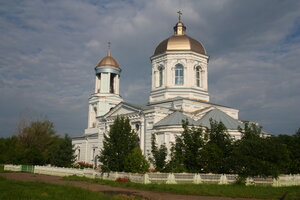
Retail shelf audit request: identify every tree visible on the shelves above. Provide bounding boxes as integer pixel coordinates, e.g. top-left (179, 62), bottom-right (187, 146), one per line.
top-left (48, 135), bottom-right (75, 167)
top-left (149, 133), bottom-right (167, 172)
top-left (99, 116), bottom-right (148, 172)
top-left (124, 147), bottom-right (149, 173)
top-left (201, 119), bottom-right (233, 173)
top-left (0, 119), bottom-right (75, 167)
top-left (233, 122), bottom-right (289, 178)
top-left (16, 120), bottom-right (56, 165)
top-left (0, 137), bottom-right (19, 164)
top-left (167, 120), bottom-right (205, 173)
top-left (274, 129), bottom-right (300, 174)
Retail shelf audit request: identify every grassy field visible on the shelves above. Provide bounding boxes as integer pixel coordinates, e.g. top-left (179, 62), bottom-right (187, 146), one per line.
top-left (0, 176), bottom-right (134, 200)
top-left (64, 175), bottom-right (300, 200)
top-left (0, 164), bottom-right (4, 172)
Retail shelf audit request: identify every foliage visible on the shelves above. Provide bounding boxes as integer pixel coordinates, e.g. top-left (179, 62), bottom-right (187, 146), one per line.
top-left (273, 129), bottom-right (300, 174)
top-left (167, 120), bottom-right (204, 172)
top-left (124, 147), bottom-right (149, 173)
top-left (64, 175), bottom-right (300, 200)
top-left (116, 177), bottom-right (130, 182)
top-left (99, 116), bottom-right (148, 172)
top-left (48, 135), bottom-right (75, 167)
top-left (166, 119), bottom-right (230, 173)
top-left (149, 134), bottom-right (168, 172)
top-left (72, 161), bottom-right (94, 169)
top-left (0, 137), bottom-right (19, 164)
top-left (0, 176), bottom-right (123, 200)
top-left (201, 119), bottom-right (233, 173)
top-left (0, 120), bottom-right (74, 167)
top-left (233, 123), bottom-right (290, 178)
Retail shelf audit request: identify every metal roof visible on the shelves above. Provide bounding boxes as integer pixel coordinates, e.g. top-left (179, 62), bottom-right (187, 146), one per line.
top-left (154, 110), bottom-right (198, 127)
top-left (198, 109), bottom-right (243, 130)
top-left (123, 102), bottom-right (153, 111)
top-left (147, 96), bottom-right (233, 109)
top-left (72, 133), bottom-right (98, 140)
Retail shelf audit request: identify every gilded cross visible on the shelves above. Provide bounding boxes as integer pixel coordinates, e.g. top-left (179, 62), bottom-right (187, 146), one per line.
top-left (177, 10), bottom-right (182, 21)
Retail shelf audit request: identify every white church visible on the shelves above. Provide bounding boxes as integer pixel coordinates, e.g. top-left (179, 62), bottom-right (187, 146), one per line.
top-left (72, 16), bottom-right (246, 164)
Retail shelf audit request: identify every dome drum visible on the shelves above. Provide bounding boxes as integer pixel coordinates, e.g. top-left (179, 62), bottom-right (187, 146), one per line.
top-left (96, 67), bottom-right (120, 75)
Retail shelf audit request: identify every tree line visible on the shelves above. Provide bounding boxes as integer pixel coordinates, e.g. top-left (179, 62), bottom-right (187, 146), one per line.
top-left (0, 120), bottom-right (74, 167)
top-left (150, 120), bottom-right (300, 179)
top-left (1, 115), bottom-right (299, 180)
top-left (99, 116), bottom-right (300, 179)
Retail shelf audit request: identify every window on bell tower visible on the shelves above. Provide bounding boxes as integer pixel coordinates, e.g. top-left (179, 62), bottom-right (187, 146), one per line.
top-left (196, 66), bottom-right (201, 87)
top-left (158, 66), bottom-right (163, 87)
top-left (175, 64), bottom-right (184, 85)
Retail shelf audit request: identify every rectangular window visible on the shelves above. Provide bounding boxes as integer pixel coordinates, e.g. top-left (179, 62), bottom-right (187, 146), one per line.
top-left (159, 69), bottom-right (163, 87)
top-left (175, 66), bottom-right (184, 85)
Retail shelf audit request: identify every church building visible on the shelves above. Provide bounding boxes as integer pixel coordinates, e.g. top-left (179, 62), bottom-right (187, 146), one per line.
top-left (72, 16), bottom-right (245, 164)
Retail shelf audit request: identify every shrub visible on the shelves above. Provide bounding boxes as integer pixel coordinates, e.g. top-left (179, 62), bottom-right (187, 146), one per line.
top-left (72, 162), bottom-right (93, 169)
top-left (116, 177), bottom-right (130, 182)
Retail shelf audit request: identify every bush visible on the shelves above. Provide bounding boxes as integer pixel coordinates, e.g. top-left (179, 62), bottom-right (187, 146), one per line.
top-left (72, 162), bottom-right (93, 169)
top-left (115, 177), bottom-right (130, 182)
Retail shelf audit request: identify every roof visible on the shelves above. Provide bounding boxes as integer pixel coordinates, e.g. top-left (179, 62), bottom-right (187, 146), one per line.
top-left (95, 47), bottom-right (121, 70)
top-left (154, 110), bottom-right (198, 127)
top-left (153, 21), bottom-right (206, 56)
top-left (198, 109), bottom-right (243, 130)
top-left (154, 35), bottom-right (206, 56)
top-left (122, 102), bottom-right (153, 111)
top-left (148, 96), bottom-right (234, 109)
top-left (96, 55), bottom-right (120, 69)
top-left (72, 133), bottom-right (98, 140)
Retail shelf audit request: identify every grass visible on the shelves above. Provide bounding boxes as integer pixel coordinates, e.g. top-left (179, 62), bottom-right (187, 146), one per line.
top-left (0, 176), bottom-right (136, 200)
top-left (64, 175), bottom-right (300, 200)
top-left (0, 164), bottom-right (4, 172)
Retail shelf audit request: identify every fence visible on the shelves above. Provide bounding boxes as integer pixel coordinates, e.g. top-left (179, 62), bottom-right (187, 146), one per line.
top-left (3, 164), bottom-right (300, 187)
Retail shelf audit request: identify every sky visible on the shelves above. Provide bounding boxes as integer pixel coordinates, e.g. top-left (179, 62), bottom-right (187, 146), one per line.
top-left (0, 0), bottom-right (300, 137)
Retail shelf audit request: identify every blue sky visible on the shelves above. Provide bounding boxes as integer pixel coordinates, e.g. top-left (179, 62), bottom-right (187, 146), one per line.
top-left (0, 0), bottom-right (300, 137)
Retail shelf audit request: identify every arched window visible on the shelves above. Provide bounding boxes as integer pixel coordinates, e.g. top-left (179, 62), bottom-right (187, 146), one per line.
top-left (110, 73), bottom-right (116, 93)
top-left (77, 149), bottom-right (80, 161)
top-left (196, 66), bottom-right (201, 87)
top-left (175, 64), bottom-right (184, 85)
top-left (158, 66), bottom-right (163, 87)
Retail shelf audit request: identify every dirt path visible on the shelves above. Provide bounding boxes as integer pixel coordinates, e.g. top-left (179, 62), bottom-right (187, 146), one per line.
top-left (0, 173), bottom-right (268, 200)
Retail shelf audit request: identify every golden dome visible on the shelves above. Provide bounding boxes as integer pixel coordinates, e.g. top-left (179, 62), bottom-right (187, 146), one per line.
top-left (96, 44), bottom-right (121, 70)
top-left (153, 20), bottom-right (206, 56)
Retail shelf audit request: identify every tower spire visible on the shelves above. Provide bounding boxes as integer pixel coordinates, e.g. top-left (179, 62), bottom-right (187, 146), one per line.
top-left (107, 42), bottom-right (111, 56)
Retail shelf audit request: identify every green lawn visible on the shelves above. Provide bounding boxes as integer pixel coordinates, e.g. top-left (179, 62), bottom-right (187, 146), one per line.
top-left (64, 175), bottom-right (300, 200)
top-left (0, 164), bottom-right (4, 172)
top-left (0, 176), bottom-right (132, 200)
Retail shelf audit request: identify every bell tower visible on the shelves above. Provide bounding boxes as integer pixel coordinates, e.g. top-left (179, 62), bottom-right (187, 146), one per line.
top-left (86, 43), bottom-right (123, 130)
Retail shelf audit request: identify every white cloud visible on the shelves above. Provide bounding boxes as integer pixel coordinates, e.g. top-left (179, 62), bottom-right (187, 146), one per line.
top-left (0, 0), bottom-right (299, 137)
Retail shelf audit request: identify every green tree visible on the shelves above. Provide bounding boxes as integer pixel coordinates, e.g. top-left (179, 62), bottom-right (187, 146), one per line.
top-left (201, 119), bottom-right (232, 173)
top-left (0, 137), bottom-right (19, 164)
top-left (167, 120), bottom-right (205, 173)
top-left (274, 129), bottom-right (300, 174)
top-left (233, 123), bottom-right (289, 178)
top-left (0, 119), bottom-right (75, 167)
top-left (124, 147), bottom-right (149, 173)
top-left (150, 134), bottom-right (167, 172)
top-left (48, 135), bottom-right (75, 167)
top-left (99, 116), bottom-right (147, 172)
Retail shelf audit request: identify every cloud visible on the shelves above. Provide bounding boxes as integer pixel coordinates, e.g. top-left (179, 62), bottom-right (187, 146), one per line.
top-left (0, 0), bottom-right (299, 137)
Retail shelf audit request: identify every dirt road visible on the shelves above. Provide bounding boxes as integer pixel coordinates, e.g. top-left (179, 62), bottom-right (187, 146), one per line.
top-left (0, 173), bottom-right (268, 200)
